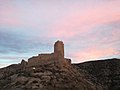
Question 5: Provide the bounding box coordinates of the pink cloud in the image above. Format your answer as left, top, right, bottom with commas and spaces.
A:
69, 27, 120, 63
0, 5, 24, 26
0, 17, 23, 26
50, 1, 120, 39
72, 47, 119, 63
0, 0, 119, 37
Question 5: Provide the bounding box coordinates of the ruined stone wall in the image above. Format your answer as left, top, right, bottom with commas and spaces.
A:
27, 56, 39, 67
26, 41, 70, 68
38, 53, 55, 60
27, 54, 69, 67
27, 53, 60, 67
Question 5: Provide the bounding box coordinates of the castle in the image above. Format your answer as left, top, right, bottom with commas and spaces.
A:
25, 40, 71, 67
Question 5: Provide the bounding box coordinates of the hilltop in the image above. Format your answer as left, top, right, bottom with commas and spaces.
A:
0, 41, 119, 90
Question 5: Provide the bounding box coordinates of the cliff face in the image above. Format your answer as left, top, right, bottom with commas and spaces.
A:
0, 59, 101, 90
75, 58, 120, 90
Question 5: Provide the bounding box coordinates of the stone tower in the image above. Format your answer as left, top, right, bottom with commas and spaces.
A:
54, 40, 64, 58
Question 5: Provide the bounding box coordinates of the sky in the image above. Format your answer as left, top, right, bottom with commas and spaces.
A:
0, 0, 120, 68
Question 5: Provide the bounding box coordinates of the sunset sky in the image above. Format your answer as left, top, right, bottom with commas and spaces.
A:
0, 0, 120, 68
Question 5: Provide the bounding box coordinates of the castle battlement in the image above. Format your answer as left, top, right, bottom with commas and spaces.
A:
27, 40, 71, 67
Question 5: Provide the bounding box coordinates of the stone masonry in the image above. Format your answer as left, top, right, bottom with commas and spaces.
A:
27, 40, 71, 67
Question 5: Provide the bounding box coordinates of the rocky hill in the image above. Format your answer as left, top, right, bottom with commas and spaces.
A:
1, 58, 120, 90
75, 58, 120, 90
0, 59, 103, 90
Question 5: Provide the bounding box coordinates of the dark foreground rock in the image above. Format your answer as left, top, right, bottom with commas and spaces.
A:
75, 58, 120, 90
